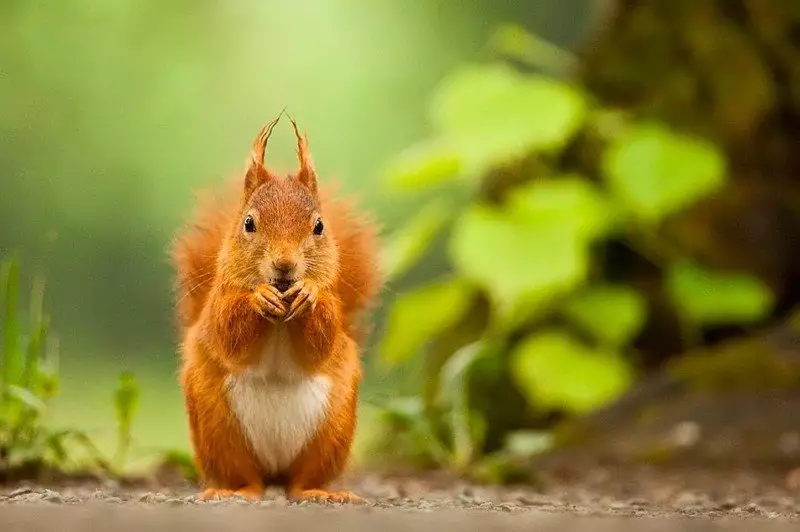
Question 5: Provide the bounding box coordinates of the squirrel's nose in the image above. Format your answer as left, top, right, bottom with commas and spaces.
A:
272, 259, 297, 279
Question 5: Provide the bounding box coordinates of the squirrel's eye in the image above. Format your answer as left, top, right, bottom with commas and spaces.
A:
313, 218, 324, 236
244, 215, 256, 233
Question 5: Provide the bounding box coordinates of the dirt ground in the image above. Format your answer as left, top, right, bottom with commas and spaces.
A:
1, 465, 799, 530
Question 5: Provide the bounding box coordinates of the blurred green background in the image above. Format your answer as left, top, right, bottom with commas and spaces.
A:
0, 1, 590, 460
4, 0, 800, 477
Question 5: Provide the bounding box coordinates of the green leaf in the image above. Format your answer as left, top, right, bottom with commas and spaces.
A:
562, 285, 647, 347
378, 396, 426, 425
114, 370, 140, 469
439, 341, 488, 470
384, 138, 461, 192
380, 199, 450, 282
22, 278, 48, 390
45, 431, 70, 464
114, 370, 140, 428
5, 384, 47, 413
159, 449, 199, 483
377, 397, 451, 467
37, 337, 60, 399
666, 261, 774, 327
2, 257, 22, 387
602, 123, 726, 222
469, 452, 536, 485
430, 63, 587, 171
449, 204, 588, 320
506, 175, 619, 240
510, 329, 633, 414
380, 278, 473, 365
504, 430, 554, 458
489, 25, 576, 72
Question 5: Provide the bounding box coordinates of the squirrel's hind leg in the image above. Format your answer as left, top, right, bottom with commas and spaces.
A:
285, 372, 362, 504
181, 360, 265, 501
288, 488, 363, 504
201, 484, 264, 501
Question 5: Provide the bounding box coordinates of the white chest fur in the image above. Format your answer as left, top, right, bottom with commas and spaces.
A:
225, 326, 331, 474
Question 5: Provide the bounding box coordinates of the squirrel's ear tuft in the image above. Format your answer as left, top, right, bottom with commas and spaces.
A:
289, 117, 317, 194
245, 115, 281, 195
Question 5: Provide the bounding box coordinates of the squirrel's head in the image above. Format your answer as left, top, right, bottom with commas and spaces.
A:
221, 115, 338, 293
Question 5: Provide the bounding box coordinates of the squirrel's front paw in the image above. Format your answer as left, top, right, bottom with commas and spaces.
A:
282, 280, 319, 321
250, 284, 287, 322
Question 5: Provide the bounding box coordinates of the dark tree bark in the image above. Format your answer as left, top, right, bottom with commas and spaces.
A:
579, 0, 800, 307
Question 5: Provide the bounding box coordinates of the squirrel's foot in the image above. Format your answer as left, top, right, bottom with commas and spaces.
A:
251, 284, 286, 322
289, 488, 365, 505
282, 280, 319, 321
200, 484, 263, 501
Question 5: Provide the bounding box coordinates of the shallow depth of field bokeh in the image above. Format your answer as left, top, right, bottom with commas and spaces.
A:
2, 0, 799, 477
0, 1, 587, 462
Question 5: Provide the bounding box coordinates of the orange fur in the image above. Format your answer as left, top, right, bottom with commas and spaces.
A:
171, 118, 382, 502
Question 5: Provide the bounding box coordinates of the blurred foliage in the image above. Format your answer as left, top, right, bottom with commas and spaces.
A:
367, 20, 788, 477
113, 370, 140, 471
581, 0, 800, 300
0, 2, 594, 455
0, 256, 76, 477
2, 0, 797, 481
0, 255, 145, 480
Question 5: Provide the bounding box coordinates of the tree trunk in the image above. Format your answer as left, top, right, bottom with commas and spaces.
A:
579, 0, 800, 311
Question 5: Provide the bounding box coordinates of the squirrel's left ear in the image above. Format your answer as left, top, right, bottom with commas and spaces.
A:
245, 117, 280, 196
289, 118, 318, 194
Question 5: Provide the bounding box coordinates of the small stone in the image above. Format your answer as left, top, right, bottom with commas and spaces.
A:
742, 502, 762, 514
138, 493, 156, 503
42, 490, 63, 504
102, 479, 121, 491
205, 499, 225, 506
669, 421, 701, 448
674, 492, 704, 508
459, 486, 474, 497
166, 498, 184, 506
153, 493, 168, 503
9, 487, 33, 498
717, 498, 738, 510
776, 497, 795, 508
785, 467, 800, 491
105, 497, 123, 504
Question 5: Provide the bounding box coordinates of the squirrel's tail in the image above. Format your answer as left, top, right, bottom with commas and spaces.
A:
321, 185, 383, 344
171, 180, 239, 330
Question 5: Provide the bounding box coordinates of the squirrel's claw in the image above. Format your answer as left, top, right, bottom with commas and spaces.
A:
288, 488, 365, 505
250, 284, 287, 321
283, 280, 318, 321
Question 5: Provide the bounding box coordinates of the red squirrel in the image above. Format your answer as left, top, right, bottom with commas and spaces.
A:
171, 115, 382, 503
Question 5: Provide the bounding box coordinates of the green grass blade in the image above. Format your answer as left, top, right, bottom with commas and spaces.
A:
2, 257, 22, 388
5, 384, 47, 413
0, 259, 6, 393
38, 335, 60, 399
114, 370, 140, 471
22, 277, 47, 390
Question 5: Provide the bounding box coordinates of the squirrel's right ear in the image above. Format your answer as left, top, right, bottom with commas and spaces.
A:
244, 117, 281, 195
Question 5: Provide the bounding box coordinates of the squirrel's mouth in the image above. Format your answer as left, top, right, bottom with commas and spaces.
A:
272, 278, 294, 293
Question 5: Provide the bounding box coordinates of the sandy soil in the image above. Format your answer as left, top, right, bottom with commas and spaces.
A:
1, 465, 799, 527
